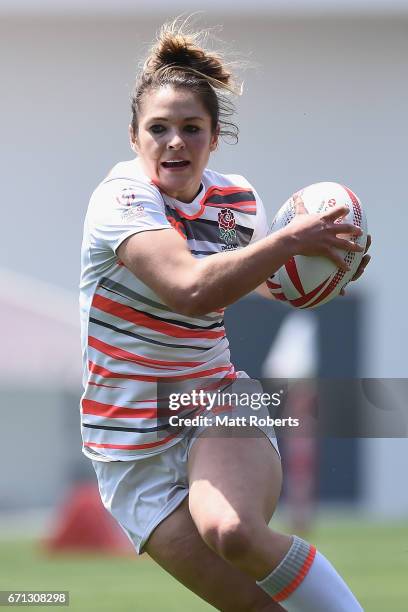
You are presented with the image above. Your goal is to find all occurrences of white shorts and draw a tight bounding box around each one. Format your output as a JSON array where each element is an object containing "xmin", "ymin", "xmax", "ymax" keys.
[{"xmin": 92, "ymin": 421, "xmax": 280, "ymax": 554}]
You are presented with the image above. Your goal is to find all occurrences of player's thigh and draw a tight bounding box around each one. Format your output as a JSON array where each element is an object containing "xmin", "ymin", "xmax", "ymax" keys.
[
  {"xmin": 144, "ymin": 497, "xmax": 283, "ymax": 612},
  {"xmin": 187, "ymin": 426, "xmax": 282, "ymax": 534}
]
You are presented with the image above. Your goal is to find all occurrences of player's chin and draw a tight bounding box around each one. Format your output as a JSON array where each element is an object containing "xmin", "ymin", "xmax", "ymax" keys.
[
  {"xmin": 161, "ymin": 170, "xmax": 197, "ymax": 188},
  {"xmin": 160, "ymin": 175, "xmax": 190, "ymax": 192}
]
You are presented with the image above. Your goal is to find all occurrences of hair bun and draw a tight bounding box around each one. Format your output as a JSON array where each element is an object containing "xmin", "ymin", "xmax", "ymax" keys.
[
  {"xmin": 143, "ymin": 21, "xmax": 234, "ymax": 88},
  {"xmin": 154, "ymin": 33, "xmax": 194, "ymax": 68}
]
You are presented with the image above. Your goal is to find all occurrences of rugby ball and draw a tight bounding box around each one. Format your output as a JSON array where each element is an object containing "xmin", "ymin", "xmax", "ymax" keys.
[{"xmin": 267, "ymin": 182, "xmax": 368, "ymax": 309}]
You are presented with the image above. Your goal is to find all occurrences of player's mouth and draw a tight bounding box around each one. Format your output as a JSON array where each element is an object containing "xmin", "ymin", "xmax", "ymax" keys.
[{"xmin": 161, "ymin": 160, "xmax": 191, "ymax": 171}]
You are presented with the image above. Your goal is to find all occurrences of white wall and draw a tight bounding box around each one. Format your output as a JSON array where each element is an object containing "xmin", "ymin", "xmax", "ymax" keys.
[{"xmin": 1, "ymin": 15, "xmax": 406, "ymax": 378}]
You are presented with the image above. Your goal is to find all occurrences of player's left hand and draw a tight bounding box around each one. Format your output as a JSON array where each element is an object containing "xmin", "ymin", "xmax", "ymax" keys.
[{"xmin": 340, "ymin": 234, "xmax": 371, "ymax": 296}]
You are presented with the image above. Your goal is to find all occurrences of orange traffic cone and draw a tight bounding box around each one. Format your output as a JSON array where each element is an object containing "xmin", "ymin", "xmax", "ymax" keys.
[{"xmin": 43, "ymin": 483, "xmax": 134, "ymax": 555}]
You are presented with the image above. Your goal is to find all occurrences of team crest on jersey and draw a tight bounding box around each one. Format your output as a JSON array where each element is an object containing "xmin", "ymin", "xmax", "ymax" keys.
[{"xmin": 218, "ymin": 208, "xmax": 238, "ymax": 250}]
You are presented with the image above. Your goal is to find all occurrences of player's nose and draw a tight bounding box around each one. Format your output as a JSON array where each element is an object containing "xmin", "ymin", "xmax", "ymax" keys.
[{"xmin": 167, "ymin": 130, "xmax": 185, "ymax": 150}]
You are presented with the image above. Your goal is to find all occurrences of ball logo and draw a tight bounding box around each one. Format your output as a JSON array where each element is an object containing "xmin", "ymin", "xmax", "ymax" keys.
[{"xmin": 218, "ymin": 208, "xmax": 237, "ymax": 245}]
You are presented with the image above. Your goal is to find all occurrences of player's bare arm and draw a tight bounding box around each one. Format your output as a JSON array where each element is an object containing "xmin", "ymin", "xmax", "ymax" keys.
[{"xmin": 118, "ymin": 203, "xmax": 363, "ymax": 316}]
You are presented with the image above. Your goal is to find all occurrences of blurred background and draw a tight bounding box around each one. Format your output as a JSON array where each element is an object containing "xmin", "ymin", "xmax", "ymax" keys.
[{"xmin": 0, "ymin": 1, "xmax": 407, "ymax": 610}]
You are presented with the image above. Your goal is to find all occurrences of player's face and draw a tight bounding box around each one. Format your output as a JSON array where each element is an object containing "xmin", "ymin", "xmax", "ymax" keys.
[{"xmin": 131, "ymin": 86, "xmax": 219, "ymax": 203}]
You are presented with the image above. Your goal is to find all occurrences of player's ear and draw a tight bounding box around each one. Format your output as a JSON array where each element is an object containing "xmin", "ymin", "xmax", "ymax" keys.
[
  {"xmin": 129, "ymin": 124, "xmax": 139, "ymax": 153},
  {"xmin": 209, "ymin": 123, "xmax": 220, "ymax": 152}
]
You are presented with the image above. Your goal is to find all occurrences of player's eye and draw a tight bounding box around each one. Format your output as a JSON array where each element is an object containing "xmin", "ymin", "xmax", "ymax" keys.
[
  {"xmin": 184, "ymin": 125, "xmax": 201, "ymax": 133},
  {"xmin": 149, "ymin": 124, "xmax": 166, "ymax": 134}
]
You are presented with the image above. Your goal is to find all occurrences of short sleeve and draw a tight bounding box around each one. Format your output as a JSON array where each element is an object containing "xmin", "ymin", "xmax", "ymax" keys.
[{"xmin": 87, "ymin": 178, "xmax": 171, "ymax": 253}]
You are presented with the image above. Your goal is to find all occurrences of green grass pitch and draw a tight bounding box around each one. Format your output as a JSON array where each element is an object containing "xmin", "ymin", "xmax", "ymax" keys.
[{"xmin": 1, "ymin": 520, "xmax": 407, "ymax": 611}]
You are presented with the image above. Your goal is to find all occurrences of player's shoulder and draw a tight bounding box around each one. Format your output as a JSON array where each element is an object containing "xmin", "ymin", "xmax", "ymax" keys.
[
  {"xmin": 203, "ymin": 167, "xmax": 256, "ymax": 191},
  {"xmin": 90, "ymin": 158, "xmax": 162, "ymax": 206}
]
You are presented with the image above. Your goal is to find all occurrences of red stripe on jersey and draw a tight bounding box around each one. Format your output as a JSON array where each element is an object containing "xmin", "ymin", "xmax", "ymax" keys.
[
  {"xmin": 174, "ymin": 203, "xmax": 205, "ymax": 220},
  {"xmin": 285, "ymin": 257, "xmax": 305, "ymax": 296},
  {"xmin": 202, "ymin": 186, "xmax": 254, "ymax": 199},
  {"xmin": 89, "ymin": 360, "xmax": 235, "ymax": 382},
  {"xmin": 152, "ymin": 364, "xmax": 235, "ymax": 382},
  {"xmin": 124, "ymin": 371, "xmax": 237, "ymax": 402},
  {"xmin": 201, "ymin": 186, "xmax": 256, "ymax": 211},
  {"xmin": 83, "ymin": 398, "xmax": 217, "ymax": 420},
  {"xmin": 273, "ymin": 546, "xmax": 317, "ymax": 602},
  {"xmin": 201, "ymin": 369, "xmax": 237, "ymax": 389},
  {"xmin": 88, "ymin": 336, "xmax": 203, "ymax": 369},
  {"xmin": 84, "ymin": 433, "xmax": 178, "ymax": 451},
  {"xmin": 207, "ymin": 186, "xmax": 251, "ymax": 195},
  {"xmin": 92, "ymin": 294, "xmax": 225, "ymax": 339},
  {"xmin": 89, "ymin": 360, "xmax": 159, "ymax": 382},
  {"xmin": 82, "ymin": 398, "xmax": 162, "ymax": 419}
]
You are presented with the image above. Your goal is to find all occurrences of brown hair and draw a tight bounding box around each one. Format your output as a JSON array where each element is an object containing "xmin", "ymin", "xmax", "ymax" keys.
[{"xmin": 131, "ymin": 17, "xmax": 241, "ymax": 143}]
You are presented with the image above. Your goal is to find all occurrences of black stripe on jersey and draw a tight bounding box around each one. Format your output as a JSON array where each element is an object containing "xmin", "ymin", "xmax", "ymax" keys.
[
  {"xmin": 89, "ymin": 317, "xmax": 209, "ymax": 351},
  {"xmin": 83, "ymin": 422, "xmax": 174, "ymax": 433},
  {"xmin": 190, "ymin": 249, "xmax": 217, "ymax": 256},
  {"xmin": 99, "ymin": 278, "xmax": 218, "ymax": 323},
  {"xmin": 165, "ymin": 206, "xmax": 254, "ymax": 244},
  {"xmin": 179, "ymin": 217, "xmax": 254, "ymax": 246},
  {"xmin": 194, "ymin": 217, "xmax": 253, "ymax": 237},
  {"xmin": 95, "ymin": 290, "xmax": 224, "ymax": 331},
  {"xmin": 132, "ymin": 306, "xmax": 224, "ymax": 331},
  {"xmin": 204, "ymin": 191, "xmax": 256, "ymax": 208},
  {"xmin": 100, "ymin": 277, "xmax": 172, "ymax": 312}
]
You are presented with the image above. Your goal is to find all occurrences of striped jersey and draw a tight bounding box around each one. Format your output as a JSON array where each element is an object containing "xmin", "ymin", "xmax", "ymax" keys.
[{"xmin": 80, "ymin": 158, "xmax": 269, "ymax": 461}]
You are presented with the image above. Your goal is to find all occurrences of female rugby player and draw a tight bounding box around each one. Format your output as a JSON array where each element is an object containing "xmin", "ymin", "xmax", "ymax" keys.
[{"xmin": 80, "ymin": 18, "xmax": 369, "ymax": 611}]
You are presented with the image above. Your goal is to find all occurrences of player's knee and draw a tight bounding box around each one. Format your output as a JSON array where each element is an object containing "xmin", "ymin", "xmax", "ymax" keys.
[
  {"xmin": 199, "ymin": 514, "xmax": 255, "ymax": 563},
  {"xmin": 217, "ymin": 520, "xmax": 254, "ymax": 563}
]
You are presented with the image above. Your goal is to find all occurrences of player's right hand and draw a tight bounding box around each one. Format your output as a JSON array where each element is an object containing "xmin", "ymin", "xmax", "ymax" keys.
[{"xmin": 285, "ymin": 191, "xmax": 364, "ymax": 270}]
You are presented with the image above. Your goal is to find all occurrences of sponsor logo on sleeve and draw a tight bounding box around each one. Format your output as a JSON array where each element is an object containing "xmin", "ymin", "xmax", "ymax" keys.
[{"xmin": 117, "ymin": 188, "xmax": 146, "ymax": 222}]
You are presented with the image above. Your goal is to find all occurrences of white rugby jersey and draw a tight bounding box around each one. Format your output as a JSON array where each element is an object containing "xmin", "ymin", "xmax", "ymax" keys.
[{"xmin": 80, "ymin": 158, "xmax": 269, "ymax": 461}]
